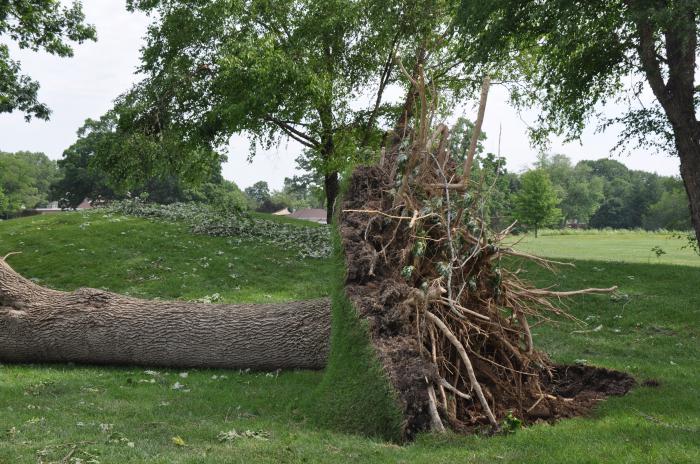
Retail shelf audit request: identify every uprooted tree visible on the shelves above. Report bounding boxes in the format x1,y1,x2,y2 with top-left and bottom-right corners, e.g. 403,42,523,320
0,72,634,440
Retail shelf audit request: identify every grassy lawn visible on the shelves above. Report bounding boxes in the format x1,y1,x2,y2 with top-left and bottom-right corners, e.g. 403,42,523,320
1,213,698,463
513,230,699,267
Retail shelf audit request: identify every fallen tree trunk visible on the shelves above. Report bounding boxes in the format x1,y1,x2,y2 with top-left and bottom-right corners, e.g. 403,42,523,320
0,257,330,370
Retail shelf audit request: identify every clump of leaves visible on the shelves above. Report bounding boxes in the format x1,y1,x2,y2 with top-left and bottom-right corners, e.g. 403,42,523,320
217,429,270,442
651,245,666,259
97,200,331,259
501,411,523,434
672,232,699,256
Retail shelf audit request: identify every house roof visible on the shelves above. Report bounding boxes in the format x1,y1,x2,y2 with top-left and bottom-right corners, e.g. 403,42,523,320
76,198,93,209
288,208,327,223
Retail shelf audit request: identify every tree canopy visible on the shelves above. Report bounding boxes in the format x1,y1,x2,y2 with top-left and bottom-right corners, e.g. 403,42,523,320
110,0,471,223
0,0,96,120
116,0,406,222
455,0,700,242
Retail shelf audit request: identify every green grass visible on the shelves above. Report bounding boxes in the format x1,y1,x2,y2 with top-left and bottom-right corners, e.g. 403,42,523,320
0,212,333,303
308,230,404,442
1,213,699,463
513,231,699,267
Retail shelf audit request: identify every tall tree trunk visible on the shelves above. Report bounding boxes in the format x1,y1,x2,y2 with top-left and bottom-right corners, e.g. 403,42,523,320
324,170,339,224
0,258,330,370
634,5,700,242
674,128,700,243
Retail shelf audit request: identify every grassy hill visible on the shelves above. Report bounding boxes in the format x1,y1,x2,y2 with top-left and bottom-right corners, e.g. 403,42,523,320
0,211,698,463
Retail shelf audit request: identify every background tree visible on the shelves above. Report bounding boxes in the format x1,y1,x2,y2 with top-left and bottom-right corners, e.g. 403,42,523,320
536,154,605,224
643,187,692,230
0,0,95,120
281,174,325,209
50,115,244,210
0,186,6,212
449,117,515,228
514,169,561,237
0,151,58,217
455,0,700,243
244,181,272,209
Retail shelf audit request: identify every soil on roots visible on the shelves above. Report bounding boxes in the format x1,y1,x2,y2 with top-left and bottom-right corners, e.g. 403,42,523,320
339,166,635,439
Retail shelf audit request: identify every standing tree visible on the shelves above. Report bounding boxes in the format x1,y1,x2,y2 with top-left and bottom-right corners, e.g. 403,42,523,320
514,169,561,237
121,0,431,223
0,0,95,120
455,0,700,243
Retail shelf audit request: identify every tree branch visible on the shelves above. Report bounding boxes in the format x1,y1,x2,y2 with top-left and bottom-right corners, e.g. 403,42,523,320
634,10,669,106
361,32,401,147
264,115,320,149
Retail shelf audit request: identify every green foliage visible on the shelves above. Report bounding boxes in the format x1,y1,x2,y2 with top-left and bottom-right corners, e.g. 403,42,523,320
48,132,118,208
77,100,222,192
244,182,271,207
513,169,561,236
642,188,691,231
455,1,698,151
49,113,243,209
650,245,666,259
448,116,486,165
454,0,700,243
0,0,96,120
186,180,249,214
501,411,523,434
536,154,604,224
448,118,516,229
0,150,58,217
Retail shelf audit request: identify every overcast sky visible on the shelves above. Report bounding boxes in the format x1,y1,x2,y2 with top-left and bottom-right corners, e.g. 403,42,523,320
0,1,682,190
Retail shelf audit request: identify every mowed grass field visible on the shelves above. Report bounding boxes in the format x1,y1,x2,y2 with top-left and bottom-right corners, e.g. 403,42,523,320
1,212,698,463
513,230,699,267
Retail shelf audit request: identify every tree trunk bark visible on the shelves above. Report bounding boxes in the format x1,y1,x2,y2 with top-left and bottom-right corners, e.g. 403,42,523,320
675,129,700,244
0,258,330,370
324,171,339,224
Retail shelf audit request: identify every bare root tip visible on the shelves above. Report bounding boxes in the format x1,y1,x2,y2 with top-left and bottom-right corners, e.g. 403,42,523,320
2,252,22,262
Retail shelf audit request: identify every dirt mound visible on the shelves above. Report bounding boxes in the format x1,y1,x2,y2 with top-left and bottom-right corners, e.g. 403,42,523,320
550,364,636,398
516,364,637,424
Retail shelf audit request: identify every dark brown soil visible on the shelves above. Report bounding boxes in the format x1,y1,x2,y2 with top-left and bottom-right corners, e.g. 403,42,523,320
527,364,637,423
339,165,636,440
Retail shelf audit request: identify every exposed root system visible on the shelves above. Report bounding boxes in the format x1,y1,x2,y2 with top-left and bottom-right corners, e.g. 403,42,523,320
339,71,634,439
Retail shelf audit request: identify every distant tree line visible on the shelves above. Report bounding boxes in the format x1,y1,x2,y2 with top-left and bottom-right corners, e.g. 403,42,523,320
243,175,324,214
472,151,690,234
2,123,690,232
438,118,691,235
